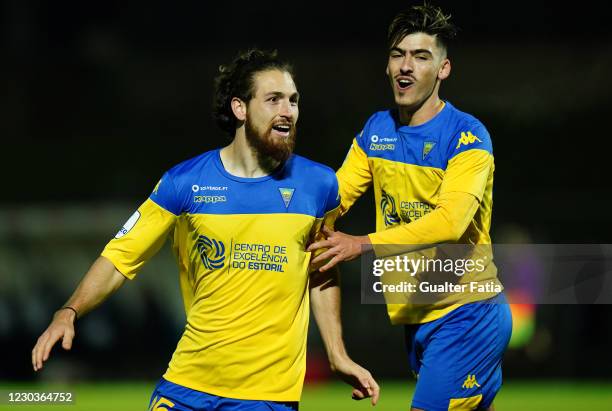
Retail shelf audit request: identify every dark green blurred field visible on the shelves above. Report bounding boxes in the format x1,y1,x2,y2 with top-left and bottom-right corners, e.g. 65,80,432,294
1,381,611,410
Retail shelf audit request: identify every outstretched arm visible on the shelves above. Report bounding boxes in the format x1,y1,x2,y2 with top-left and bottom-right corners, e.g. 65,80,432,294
32,256,126,371
310,268,380,405
309,191,478,270
31,175,179,371
309,148,493,270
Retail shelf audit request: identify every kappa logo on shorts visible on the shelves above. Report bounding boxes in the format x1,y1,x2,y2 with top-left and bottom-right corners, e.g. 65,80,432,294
148,395,175,410
462,374,481,389
196,235,226,270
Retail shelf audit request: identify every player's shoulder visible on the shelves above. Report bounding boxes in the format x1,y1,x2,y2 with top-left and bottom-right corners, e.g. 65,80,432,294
165,149,218,179
445,103,489,134
442,102,492,157
289,155,340,214
288,154,337,186
366,109,396,126
149,150,219,214
355,109,396,149
155,149,220,200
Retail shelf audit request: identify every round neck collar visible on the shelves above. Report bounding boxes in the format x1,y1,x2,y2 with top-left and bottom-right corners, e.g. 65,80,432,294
394,101,451,132
214,149,287,183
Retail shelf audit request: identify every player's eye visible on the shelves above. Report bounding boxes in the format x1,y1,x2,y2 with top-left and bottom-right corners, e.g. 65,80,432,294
390,53,402,58
268,96,278,102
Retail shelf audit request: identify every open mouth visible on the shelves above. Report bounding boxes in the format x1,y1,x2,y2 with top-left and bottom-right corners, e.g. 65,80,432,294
271,123,292,137
396,78,414,90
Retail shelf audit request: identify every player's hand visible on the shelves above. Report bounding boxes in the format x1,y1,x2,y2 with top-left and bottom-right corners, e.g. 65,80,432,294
32,308,77,371
307,227,372,272
330,355,380,406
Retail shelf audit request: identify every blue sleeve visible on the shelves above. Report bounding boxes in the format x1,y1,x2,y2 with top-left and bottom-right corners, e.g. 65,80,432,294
447,122,493,161
323,174,341,214
149,171,183,216
355,112,380,153
355,128,369,152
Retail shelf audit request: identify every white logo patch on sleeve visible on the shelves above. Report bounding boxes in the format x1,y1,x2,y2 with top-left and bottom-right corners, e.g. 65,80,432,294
115,210,141,239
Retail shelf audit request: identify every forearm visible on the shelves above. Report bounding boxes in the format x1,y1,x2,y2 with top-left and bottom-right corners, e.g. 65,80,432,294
310,267,348,366
368,191,479,249
63,256,126,318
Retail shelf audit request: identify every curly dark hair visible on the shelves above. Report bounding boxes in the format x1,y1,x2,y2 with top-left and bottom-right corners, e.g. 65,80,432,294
387,3,458,53
212,49,294,136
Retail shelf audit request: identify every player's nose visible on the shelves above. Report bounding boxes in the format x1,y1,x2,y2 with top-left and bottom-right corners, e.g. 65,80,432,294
400,56,413,74
278,99,296,119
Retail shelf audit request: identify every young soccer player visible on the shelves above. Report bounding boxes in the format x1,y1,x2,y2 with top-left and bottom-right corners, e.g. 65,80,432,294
32,49,379,410
309,5,512,410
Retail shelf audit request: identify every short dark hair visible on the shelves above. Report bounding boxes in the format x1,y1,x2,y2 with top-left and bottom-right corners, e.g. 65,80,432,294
213,49,293,135
387,3,458,53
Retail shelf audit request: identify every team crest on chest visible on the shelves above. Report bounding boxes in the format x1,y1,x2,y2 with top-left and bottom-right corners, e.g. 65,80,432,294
423,141,436,160
278,187,295,209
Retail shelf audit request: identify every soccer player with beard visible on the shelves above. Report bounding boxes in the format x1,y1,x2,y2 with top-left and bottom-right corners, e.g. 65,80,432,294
31,49,379,410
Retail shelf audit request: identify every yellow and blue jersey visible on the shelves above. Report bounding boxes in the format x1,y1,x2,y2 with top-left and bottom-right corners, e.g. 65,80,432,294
337,102,501,324
102,149,340,401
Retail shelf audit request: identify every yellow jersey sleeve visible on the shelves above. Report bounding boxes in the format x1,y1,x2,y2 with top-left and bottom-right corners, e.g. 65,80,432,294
308,176,342,273
336,138,372,215
308,205,342,273
368,146,493,249
101,198,177,279
368,190,479,251
440,149,494,202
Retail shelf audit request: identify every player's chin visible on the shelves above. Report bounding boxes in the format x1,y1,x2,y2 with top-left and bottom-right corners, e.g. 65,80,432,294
269,131,296,158
265,138,295,163
394,93,415,106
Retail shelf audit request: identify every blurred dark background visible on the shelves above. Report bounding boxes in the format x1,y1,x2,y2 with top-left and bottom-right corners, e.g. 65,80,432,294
1,0,612,384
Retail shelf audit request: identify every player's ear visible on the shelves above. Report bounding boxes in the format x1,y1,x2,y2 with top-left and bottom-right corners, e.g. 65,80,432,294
438,58,451,80
231,97,247,121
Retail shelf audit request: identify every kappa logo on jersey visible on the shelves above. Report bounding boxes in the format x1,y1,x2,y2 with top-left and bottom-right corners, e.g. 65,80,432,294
370,143,396,151
196,235,226,270
462,374,481,389
193,185,228,203
194,195,226,203
370,135,396,151
278,187,295,209
455,131,482,150
152,179,161,195
423,141,436,160
381,190,400,227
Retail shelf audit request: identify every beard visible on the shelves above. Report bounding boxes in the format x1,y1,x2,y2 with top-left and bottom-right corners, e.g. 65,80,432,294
244,114,297,172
